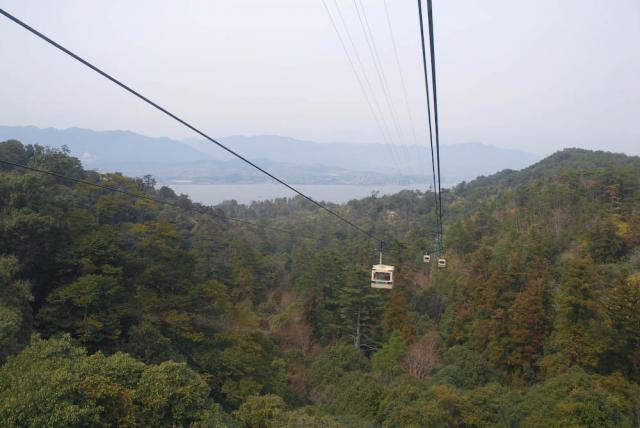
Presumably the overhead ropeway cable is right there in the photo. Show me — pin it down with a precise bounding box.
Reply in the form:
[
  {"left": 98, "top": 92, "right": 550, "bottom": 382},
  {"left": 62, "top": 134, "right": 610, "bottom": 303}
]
[
  {"left": 321, "top": 0, "right": 405, "bottom": 177},
  {"left": 426, "top": 0, "right": 444, "bottom": 246},
  {"left": 352, "top": 0, "right": 411, "bottom": 171},
  {"left": 416, "top": 0, "right": 441, "bottom": 243},
  {"left": 382, "top": 0, "right": 433, "bottom": 190},
  {"left": 0, "top": 7, "right": 382, "bottom": 244},
  {"left": 382, "top": 0, "right": 421, "bottom": 150}
]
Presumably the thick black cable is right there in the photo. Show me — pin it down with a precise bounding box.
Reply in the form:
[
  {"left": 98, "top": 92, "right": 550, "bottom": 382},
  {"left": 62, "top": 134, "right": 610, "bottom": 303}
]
[
  {"left": 382, "top": 0, "right": 431, "bottom": 192},
  {"left": 0, "top": 7, "right": 380, "bottom": 244},
  {"left": 416, "top": 0, "right": 441, "bottom": 242},
  {"left": 426, "top": 0, "right": 444, "bottom": 246},
  {"left": 0, "top": 159, "right": 328, "bottom": 243}
]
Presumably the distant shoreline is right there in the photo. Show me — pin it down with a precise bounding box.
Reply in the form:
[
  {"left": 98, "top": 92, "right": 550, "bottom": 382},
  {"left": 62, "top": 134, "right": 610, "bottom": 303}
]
[{"left": 165, "top": 182, "right": 438, "bottom": 205}]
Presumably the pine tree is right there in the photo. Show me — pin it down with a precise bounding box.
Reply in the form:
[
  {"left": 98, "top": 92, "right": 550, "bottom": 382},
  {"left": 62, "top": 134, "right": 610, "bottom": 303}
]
[
  {"left": 0, "top": 256, "right": 33, "bottom": 362},
  {"left": 606, "top": 274, "right": 640, "bottom": 381},
  {"left": 382, "top": 291, "right": 415, "bottom": 342},
  {"left": 304, "top": 250, "right": 346, "bottom": 342},
  {"left": 548, "top": 258, "right": 607, "bottom": 372}
]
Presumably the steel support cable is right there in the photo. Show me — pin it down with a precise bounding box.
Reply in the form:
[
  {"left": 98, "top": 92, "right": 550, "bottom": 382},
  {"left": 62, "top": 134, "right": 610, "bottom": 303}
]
[
  {"left": 320, "top": 0, "right": 402, "bottom": 177},
  {"left": 330, "top": 0, "right": 405, "bottom": 176},
  {"left": 328, "top": 0, "right": 404, "bottom": 174},
  {"left": 382, "top": 0, "right": 430, "bottom": 188},
  {"left": 416, "top": 0, "right": 441, "bottom": 242},
  {"left": 0, "top": 7, "right": 381, "bottom": 243},
  {"left": 426, "top": 0, "right": 444, "bottom": 246},
  {"left": 0, "top": 159, "right": 329, "bottom": 242},
  {"left": 383, "top": 0, "right": 419, "bottom": 148},
  {"left": 353, "top": 1, "right": 404, "bottom": 143},
  {"left": 356, "top": 0, "right": 421, "bottom": 181},
  {"left": 352, "top": 0, "right": 413, "bottom": 177}
]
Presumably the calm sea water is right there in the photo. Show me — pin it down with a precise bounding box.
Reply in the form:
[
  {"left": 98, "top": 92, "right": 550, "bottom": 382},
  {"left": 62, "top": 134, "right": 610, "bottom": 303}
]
[{"left": 167, "top": 183, "right": 431, "bottom": 206}]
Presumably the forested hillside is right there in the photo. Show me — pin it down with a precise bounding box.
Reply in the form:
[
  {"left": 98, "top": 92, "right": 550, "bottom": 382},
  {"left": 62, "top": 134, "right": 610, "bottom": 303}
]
[{"left": 1, "top": 140, "right": 639, "bottom": 427}]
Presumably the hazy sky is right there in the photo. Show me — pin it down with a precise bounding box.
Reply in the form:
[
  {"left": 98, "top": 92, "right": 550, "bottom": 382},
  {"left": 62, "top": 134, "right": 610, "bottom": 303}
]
[{"left": 0, "top": 0, "right": 638, "bottom": 155}]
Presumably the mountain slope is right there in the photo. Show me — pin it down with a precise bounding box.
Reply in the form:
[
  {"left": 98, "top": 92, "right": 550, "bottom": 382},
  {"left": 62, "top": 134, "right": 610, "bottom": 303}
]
[
  {"left": 0, "top": 141, "right": 639, "bottom": 426},
  {"left": 456, "top": 148, "right": 640, "bottom": 201}
]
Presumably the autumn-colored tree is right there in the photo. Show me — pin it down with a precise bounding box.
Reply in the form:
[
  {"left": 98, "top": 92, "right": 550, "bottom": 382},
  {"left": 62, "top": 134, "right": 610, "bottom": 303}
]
[
  {"left": 508, "top": 278, "right": 551, "bottom": 381},
  {"left": 624, "top": 211, "right": 640, "bottom": 248},
  {"left": 404, "top": 329, "right": 443, "bottom": 380}
]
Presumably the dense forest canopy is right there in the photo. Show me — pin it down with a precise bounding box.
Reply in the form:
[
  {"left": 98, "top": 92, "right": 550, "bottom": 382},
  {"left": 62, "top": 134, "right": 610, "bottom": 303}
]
[{"left": 0, "top": 139, "right": 639, "bottom": 427}]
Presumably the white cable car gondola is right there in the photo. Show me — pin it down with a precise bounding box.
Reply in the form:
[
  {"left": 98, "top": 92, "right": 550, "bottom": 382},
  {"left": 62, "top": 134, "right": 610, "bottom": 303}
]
[
  {"left": 438, "top": 257, "right": 447, "bottom": 268},
  {"left": 371, "top": 264, "right": 394, "bottom": 289},
  {"left": 423, "top": 254, "right": 431, "bottom": 263},
  {"left": 371, "top": 241, "right": 394, "bottom": 289}
]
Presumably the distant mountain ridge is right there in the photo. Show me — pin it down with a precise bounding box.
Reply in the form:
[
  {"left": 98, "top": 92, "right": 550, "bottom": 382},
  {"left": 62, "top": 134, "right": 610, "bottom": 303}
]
[
  {"left": 0, "top": 125, "right": 210, "bottom": 165},
  {"left": 0, "top": 125, "right": 543, "bottom": 185},
  {"left": 195, "top": 135, "right": 542, "bottom": 181}
]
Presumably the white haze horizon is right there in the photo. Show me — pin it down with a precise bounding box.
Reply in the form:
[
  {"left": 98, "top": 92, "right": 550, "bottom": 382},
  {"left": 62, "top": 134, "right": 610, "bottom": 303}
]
[
  {"left": 1, "top": 123, "right": 553, "bottom": 158},
  {"left": 5, "top": 123, "right": 640, "bottom": 157},
  {"left": 1, "top": 1, "right": 638, "bottom": 156},
  {"left": 3, "top": 123, "right": 639, "bottom": 160}
]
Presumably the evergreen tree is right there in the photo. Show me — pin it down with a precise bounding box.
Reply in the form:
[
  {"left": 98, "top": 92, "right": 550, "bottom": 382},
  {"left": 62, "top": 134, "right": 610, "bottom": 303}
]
[
  {"left": 546, "top": 258, "right": 607, "bottom": 373},
  {"left": 0, "top": 256, "right": 32, "bottom": 362},
  {"left": 605, "top": 273, "right": 640, "bottom": 380}
]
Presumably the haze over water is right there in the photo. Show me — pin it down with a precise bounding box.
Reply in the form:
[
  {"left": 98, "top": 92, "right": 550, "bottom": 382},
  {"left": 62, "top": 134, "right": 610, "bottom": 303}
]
[{"left": 168, "top": 183, "right": 434, "bottom": 206}]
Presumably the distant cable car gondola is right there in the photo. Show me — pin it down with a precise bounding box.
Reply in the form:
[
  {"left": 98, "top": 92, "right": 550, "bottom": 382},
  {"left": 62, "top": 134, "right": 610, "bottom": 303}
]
[
  {"left": 372, "top": 241, "right": 394, "bottom": 289},
  {"left": 423, "top": 254, "right": 431, "bottom": 263},
  {"left": 438, "top": 258, "right": 447, "bottom": 268}
]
